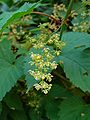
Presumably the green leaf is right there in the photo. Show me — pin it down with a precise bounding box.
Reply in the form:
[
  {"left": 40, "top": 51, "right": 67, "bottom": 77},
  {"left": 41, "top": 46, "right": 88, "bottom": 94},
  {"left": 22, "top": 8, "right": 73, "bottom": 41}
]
[
  {"left": 58, "top": 96, "right": 90, "bottom": 120},
  {"left": 0, "top": 102, "right": 8, "bottom": 120},
  {"left": 45, "top": 99, "right": 60, "bottom": 120},
  {"left": 0, "top": 40, "right": 23, "bottom": 101},
  {"left": 10, "top": 110, "right": 28, "bottom": 120},
  {"left": 0, "top": 103, "right": 2, "bottom": 115},
  {"left": 60, "top": 32, "right": 90, "bottom": 92},
  {"left": 0, "top": 0, "right": 14, "bottom": 7},
  {"left": 29, "top": 109, "right": 42, "bottom": 120},
  {"left": 72, "top": 1, "right": 86, "bottom": 14},
  {"left": 0, "top": 2, "right": 39, "bottom": 31},
  {"left": 25, "top": 74, "right": 38, "bottom": 91},
  {"left": 4, "top": 90, "right": 23, "bottom": 110},
  {"left": 44, "top": 84, "right": 72, "bottom": 120},
  {"left": 48, "top": 84, "right": 72, "bottom": 99}
]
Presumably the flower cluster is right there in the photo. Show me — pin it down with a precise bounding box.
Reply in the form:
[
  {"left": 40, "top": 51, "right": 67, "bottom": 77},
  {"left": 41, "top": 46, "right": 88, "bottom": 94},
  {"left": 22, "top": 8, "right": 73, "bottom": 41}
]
[
  {"left": 28, "top": 47, "right": 59, "bottom": 94},
  {"left": 23, "top": 21, "right": 65, "bottom": 94},
  {"left": 70, "top": 10, "right": 78, "bottom": 18},
  {"left": 53, "top": 4, "right": 67, "bottom": 19},
  {"left": 70, "top": 21, "right": 90, "bottom": 32},
  {"left": 53, "top": 4, "right": 78, "bottom": 19},
  {"left": 82, "top": 0, "right": 90, "bottom": 5},
  {"left": 48, "top": 33, "right": 65, "bottom": 49},
  {"left": 70, "top": 10, "right": 90, "bottom": 33},
  {"left": 10, "top": 14, "right": 65, "bottom": 94},
  {"left": 24, "top": 22, "right": 65, "bottom": 50},
  {"left": 34, "top": 81, "right": 52, "bottom": 94},
  {"left": 29, "top": 48, "right": 57, "bottom": 75}
]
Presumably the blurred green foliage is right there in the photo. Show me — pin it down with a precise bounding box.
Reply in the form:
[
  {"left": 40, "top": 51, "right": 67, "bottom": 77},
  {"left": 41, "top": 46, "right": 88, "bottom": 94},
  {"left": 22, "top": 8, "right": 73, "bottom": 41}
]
[{"left": 0, "top": 0, "right": 90, "bottom": 120}]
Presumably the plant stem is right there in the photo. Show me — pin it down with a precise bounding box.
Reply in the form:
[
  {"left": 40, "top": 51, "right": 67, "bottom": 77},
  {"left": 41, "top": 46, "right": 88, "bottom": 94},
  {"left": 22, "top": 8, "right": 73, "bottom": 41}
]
[
  {"left": 32, "top": 11, "right": 61, "bottom": 24},
  {"left": 59, "top": 0, "right": 74, "bottom": 40}
]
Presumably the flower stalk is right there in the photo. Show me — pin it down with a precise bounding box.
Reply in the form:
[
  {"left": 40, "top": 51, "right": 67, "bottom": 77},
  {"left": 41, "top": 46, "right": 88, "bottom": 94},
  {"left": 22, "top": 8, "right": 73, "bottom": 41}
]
[{"left": 59, "top": 0, "right": 74, "bottom": 40}]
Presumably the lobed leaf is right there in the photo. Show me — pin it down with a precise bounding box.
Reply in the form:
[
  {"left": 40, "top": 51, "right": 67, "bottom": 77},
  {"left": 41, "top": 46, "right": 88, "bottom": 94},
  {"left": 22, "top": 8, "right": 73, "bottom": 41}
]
[
  {"left": 60, "top": 32, "right": 90, "bottom": 92},
  {"left": 44, "top": 84, "right": 72, "bottom": 120},
  {"left": 58, "top": 96, "right": 90, "bottom": 120},
  {"left": 4, "top": 90, "right": 23, "bottom": 110},
  {"left": 0, "top": 40, "right": 23, "bottom": 101}
]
